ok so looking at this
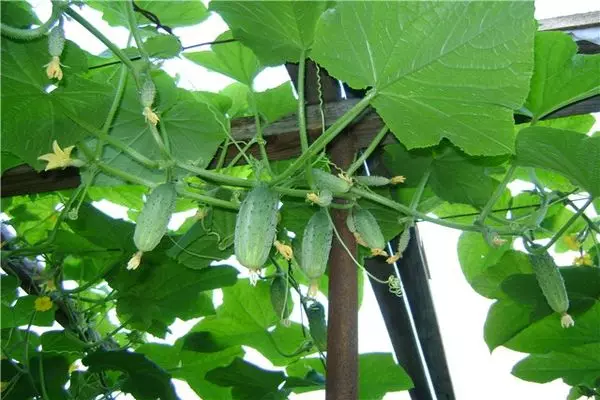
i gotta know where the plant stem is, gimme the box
[149,123,171,160]
[251,95,272,174]
[409,169,431,211]
[226,139,255,170]
[97,162,158,187]
[535,197,594,252]
[67,113,159,169]
[176,160,253,187]
[1,1,63,40]
[347,125,389,176]
[271,91,376,186]
[297,51,313,187]
[175,186,239,210]
[95,63,129,158]
[64,7,139,83]
[351,186,521,235]
[215,137,230,171]
[476,164,516,225]
[126,1,151,66]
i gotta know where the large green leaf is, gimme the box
[1,295,57,329]
[1,36,113,169]
[89,0,208,28]
[0,329,40,364]
[1,355,70,400]
[512,343,600,387]
[516,126,600,197]
[188,279,314,366]
[83,350,180,400]
[185,31,263,86]
[524,32,600,120]
[210,1,329,65]
[107,255,237,335]
[144,34,182,59]
[1,275,19,305]
[470,250,534,299]
[90,69,228,185]
[254,81,298,124]
[312,2,535,156]
[205,357,287,400]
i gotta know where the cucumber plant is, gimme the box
[1,1,599,399]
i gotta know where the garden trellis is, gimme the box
[1,2,600,400]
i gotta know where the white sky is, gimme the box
[23,1,600,399]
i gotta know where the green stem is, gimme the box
[95,63,129,158]
[409,169,431,211]
[297,51,313,187]
[67,113,159,168]
[149,123,171,160]
[351,186,522,235]
[175,186,239,210]
[1,1,63,40]
[476,164,516,225]
[535,198,593,252]
[96,162,157,188]
[271,91,376,186]
[64,8,138,83]
[249,92,272,174]
[226,139,255,170]
[125,1,151,66]
[215,137,231,171]
[347,125,389,176]
[176,160,253,187]
[37,353,50,400]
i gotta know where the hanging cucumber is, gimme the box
[127,183,177,270]
[234,183,279,277]
[300,209,333,297]
[349,208,387,257]
[312,168,352,194]
[307,301,327,352]
[528,246,574,328]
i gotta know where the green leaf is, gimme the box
[205,357,287,400]
[312,2,535,156]
[167,205,237,269]
[358,353,414,399]
[4,192,63,244]
[189,279,314,366]
[517,114,596,134]
[90,0,208,28]
[1,295,56,329]
[0,355,70,400]
[457,232,512,296]
[525,32,600,120]
[1,37,113,169]
[470,250,534,299]
[87,185,147,212]
[383,144,433,187]
[254,81,298,124]
[107,256,236,335]
[144,34,182,59]
[1,0,39,27]
[136,343,181,371]
[484,299,542,352]
[1,151,24,174]
[512,343,600,387]
[211,1,329,65]
[185,31,263,86]
[175,345,243,400]
[516,126,600,197]
[221,82,252,118]
[90,69,227,185]
[41,331,86,355]
[83,350,180,400]
[0,329,40,364]
[1,275,19,305]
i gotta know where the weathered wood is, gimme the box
[1,165,81,197]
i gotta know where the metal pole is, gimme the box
[326,133,358,400]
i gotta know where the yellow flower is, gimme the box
[353,232,368,247]
[563,234,580,251]
[34,296,53,312]
[390,175,406,184]
[561,313,575,328]
[337,172,353,185]
[38,140,84,171]
[142,106,160,125]
[45,56,63,80]
[306,192,320,204]
[195,208,209,220]
[274,240,293,261]
[574,253,593,266]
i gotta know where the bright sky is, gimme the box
[23,1,600,399]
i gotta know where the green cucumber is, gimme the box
[307,301,327,352]
[312,168,351,194]
[300,209,333,296]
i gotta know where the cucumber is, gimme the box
[300,209,333,297]
[354,175,391,187]
[307,301,327,352]
[352,208,387,256]
[48,25,65,57]
[312,168,351,194]
[140,78,156,108]
[528,247,574,328]
[270,275,292,325]
[234,183,279,272]
[128,183,177,270]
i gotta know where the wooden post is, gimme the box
[326,133,359,400]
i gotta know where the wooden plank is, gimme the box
[538,11,600,31]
